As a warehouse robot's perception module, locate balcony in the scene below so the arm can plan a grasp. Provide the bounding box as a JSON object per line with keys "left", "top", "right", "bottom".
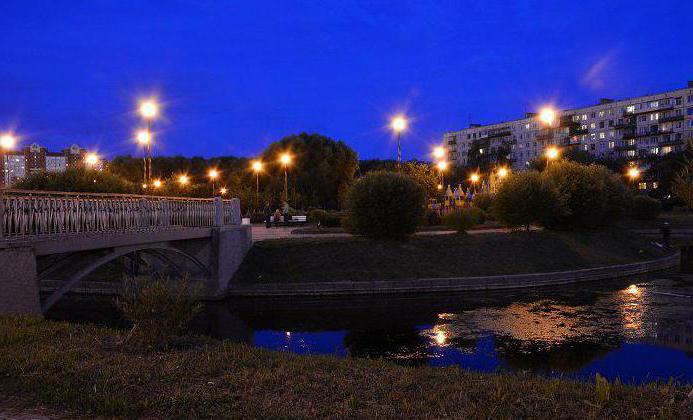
{"left": 487, "top": 130, "right": 512, "bottom": 139}
{"left": 659, "top": 114, "right": 684, "bottom": 123}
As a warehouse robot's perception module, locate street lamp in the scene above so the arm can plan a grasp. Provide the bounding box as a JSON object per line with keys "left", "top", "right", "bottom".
{"left": 627, "top": 166, "right": 641, "bottom": 188}
{"left": 0, "top": 134, "right": 16, "bottom": 150}
{"left": 545, "top": 146, "right": 559, "bottom": 169}
{"left": 391, "top": 116, "right": 407, "bottom": 171}
{"left": 279, "top": 153, "right": 292, "bottom": 203}
{"left": 153, "top": 179, "right": 162, "bottom": 189}
{"left": 433, "top": 146, "right": 445, "bottom": 160}
{"left": 84, "top": 153, "right": 99, "bottom": 168}
{"left": 539, "top": 107, "right": 556, "bottom": 126}
{"left": 208, "top": 169, "right": 219, "bottom": 196}
{"left": 136, "top": 129, "right": 151, "bottom": 186}
{"left": 220, "top": 187, "right": 228, "bottom": 195}
{"left": 469, "top": 173, "right": 480, "bottom": 193}
{"left": 177, "top": 174, "right": 189, "bottom": 186}
{"left": 139, "top": 100, "right": 158, "bottom": 185}
{"left": 497, "top": 167, "right": 509, "bottom": 178}
{"left": 251, "top": 160, "right": 263, "bottom": 209}
{"left": 436, "top": 160, "right": 448, "bottom": 188}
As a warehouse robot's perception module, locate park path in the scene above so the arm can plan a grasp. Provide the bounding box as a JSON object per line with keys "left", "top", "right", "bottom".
{"left": 250, "top": 225, "right": 537, "bottom": 242}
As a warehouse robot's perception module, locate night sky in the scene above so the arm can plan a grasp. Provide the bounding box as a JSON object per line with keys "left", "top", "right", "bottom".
{"left": 2, "top": 0, "right": 692, "bottom": 160}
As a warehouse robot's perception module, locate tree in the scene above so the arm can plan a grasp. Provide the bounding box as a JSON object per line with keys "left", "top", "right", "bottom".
{"left": 260, "top": 133, "right": 358, "bottom": 210}
{"left": 494, "top": 171, "right": 566, "bottom": 230}
{"left": 672, "top": 158, "right": 693, "bottom": 210}
{"left": 346, "top": 172, "right": 425, "bottom": 239}
{"left": 14, "top": 168, "right": 136, "bottom": 194}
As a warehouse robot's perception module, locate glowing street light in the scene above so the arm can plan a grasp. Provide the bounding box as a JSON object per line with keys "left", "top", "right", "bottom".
{"left": 539, "top": 107, "right": 556, "bottom": 126}
{"left": 136, "top": 130, "right": 151, "bottom": 145}
{"left": 279, "top": 153, "right": 292, "bottom": 203}
{"left": 208, "top": 169, "right": 219, "bottom": 197}
{"left": 177, "top": 174, "right": 189, "bottom": 186}
{"left": 84, "top": 153, "right": 99, "bottom": 167}
{"left": 219, "top": 187, "right": 228, "bottom": 195}
{"left": 251, "top": 160, "right": 263, "bottom": 209}
{"left": 470, "top": 173, "right": 480, "bottom": 183}
{"left": 0, "top": 133, "right": 16, "bottom": 150}
{"left": 433, "top": 146, "right": 445, "bottom": 160}
{"left": 138, "top": 99, "right": 158, "bottom": 186}
{"left": 391, "top": 116, "right": 407, "bottom": 170}
{"left": 152, "top": 179, "right": 162, "bottom": 189}
{"left": 497, "top": 167, "right": 509, "bottom": 178}
{"left": 436, "top": 161, "right": 448, "bottom": 191}
{"left": 545, "top": 146, "right": 560, "bottom": 169}
{"left": 627, "top": 166, "right": 641, "bottom": 180}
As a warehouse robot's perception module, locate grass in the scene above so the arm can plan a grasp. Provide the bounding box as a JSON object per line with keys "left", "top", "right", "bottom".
{"left": 0, "top": 316, "right": 690, "bottom": 418}
{"left": 617, "top": 210, "right": 693, "bottom": 230}
{"left": 234, "top": 229, "right": 669, "bottom": 283}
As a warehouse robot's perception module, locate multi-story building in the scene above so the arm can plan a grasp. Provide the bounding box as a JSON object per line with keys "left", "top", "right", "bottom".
{"left": 1, "top": 143, "right": 101, "bottom": 187}
{"left": 444, "top": 81, "right": 693, "bottom": 188}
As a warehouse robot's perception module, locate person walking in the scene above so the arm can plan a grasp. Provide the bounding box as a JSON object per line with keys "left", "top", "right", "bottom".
{"left": 264, "top": 201, "right": 272, "bottom": 229}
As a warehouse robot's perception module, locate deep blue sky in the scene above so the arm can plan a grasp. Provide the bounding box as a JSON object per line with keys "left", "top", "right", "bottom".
{"left": 1, "top": 1, "right": 692, "bottom": 160}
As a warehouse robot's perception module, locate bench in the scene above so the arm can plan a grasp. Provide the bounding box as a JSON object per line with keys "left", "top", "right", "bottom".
{"left": 271, "top": 215, "right": 307, "bottom": 227}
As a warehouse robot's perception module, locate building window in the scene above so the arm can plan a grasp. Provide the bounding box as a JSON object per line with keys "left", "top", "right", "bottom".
{"left": 626, "top": 105, "right": 635, "bottom": 113}
{"left": 638, "top": 182, "right": 647, "bottom": 190}
{"left": 649, "top": 101, "right": 659, "bottom": 108}
{"left": 599, "top": 132, "right": 606, "bottom": 139}
{"left": 627, "top": 150, "right": 636, "bottom": 157}
{"left": 652, "top": 182, "right": 659, "bottom": 189}
{"left": 662, "top": 146, "right": 673, "bottom": 154}
{"left": 650, "top": 113, "right": 659, "bottom": 121}
{"left": 608, "top": 141, "right": 615, "bottom": 149}
{"left": 651, "top": 147, "right": 659, "bottom": 155}
{"left": 599, "top": 111, "right": 605, "bottom": 117}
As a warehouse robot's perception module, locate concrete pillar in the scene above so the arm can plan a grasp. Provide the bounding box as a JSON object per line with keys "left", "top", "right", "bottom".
{"left": 0, "top": 246, "right": 41, "bottom": 315}
{"left": 211, "top": 225, "right": 252, "bottom": 296}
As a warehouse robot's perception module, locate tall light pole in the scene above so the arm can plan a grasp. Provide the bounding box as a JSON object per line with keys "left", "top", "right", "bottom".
{"left": 436, "top": 160, "right": 448, "bottom": 190}
{"left": 279, "top": 153, "right": 291, "bottom": 203}
{"left": 136, "top": 130, "right": 151, "bottom": 186}
{"left": 470, "top": 173, "right": 480, "bottom": 193}
{"left": 252, "top": 160, "right": 263, "bottom": 209}
{"left": 139, "top": 100, "right": 158, "bottom": 185}
{"left": 391, "top": 116, "right": 407, "bottom": 172}
{"left": 208, "top": 169, "right": 219, "bottom": 197}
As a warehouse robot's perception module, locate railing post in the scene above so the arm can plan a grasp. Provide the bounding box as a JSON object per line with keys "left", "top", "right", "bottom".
{"left": 213, "top": 197, "right": 223, "bottom": 227}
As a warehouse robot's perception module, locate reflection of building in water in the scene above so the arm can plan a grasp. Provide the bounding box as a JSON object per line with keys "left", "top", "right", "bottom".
{"left": 653, "top": 321, "right": 693, "bottom": 355}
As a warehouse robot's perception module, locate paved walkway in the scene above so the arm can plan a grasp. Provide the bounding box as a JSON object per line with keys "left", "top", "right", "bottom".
{"left": 250, "top": 225, "right": 537, "bottom": 242}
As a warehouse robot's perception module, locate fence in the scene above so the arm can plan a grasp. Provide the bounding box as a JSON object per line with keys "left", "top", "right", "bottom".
{"left": 0, "top": 190, "right": 241, "bottom": 240}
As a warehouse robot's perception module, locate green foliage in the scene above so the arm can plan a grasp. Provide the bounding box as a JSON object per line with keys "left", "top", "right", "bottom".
{"left": 346, "top": 172, "right": 425, "bottom": 239}
{"left": 421, "top": 208, "right": 442, "bottom": 226}
{"left": 261, "top": 133, "right": 359, "bottom": 209}
{"left": 546, "top": 161, "right": 630, "bottom": 229}
{"left": 14, "top": 168, "right": 136, "bottom": 194}
{"left": 472, "top": 192, "right": 494, "bottom": 212}
{"left": 594, "top": 373, "right": 611, "bottom": 406}
{"left": 629, "top": 195, "right": 662, "bottom": 220}
{"left": 494, "top": 171, "right": 566, "bottom": 230}
{"left": 116, "top": 276, "right": 203, "bottom": 350}
{"left": 672, "top": 158, "right": 693, "bottom": 210}
{"left": 322, "top": 211, "right": 345, "bottom": 227}
{"left": 442, "top": 208, "right": 484, "bottom": 233}
{"left": 308, "top": 209, "right": 328, "bottom": 224}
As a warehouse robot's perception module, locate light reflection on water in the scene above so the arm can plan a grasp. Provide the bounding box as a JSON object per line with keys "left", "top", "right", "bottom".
{"left": 47, "top": 274, "right": 693, "bottom": 384}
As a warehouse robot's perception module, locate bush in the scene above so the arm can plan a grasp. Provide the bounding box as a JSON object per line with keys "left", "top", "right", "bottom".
{"left": 544, "top": 161, "right": 630, "bottom": 229}
{"left": 421, "top": 208, "right": 442, "bottom": 226}
{"left": 14, "top": 168, "right": 136, "bottom": 194}
{"left": 442, "top": 207, "right": 484, "bottom": 233}
{"left": 629, "top": 195, "right": 662, "bottom": 220}
{"left": 308, "top": 209, "right": 328, "bottom": 224}
{"left": 322, "top": 211, "right": 344, "bottom": 227}
{"left": 249, "top": 211, "right": 265, "bottom": 224}
{"left": 495, "top": 171, "right": 567, "bottom": 230}
{"left": 472, "top": 192, "right": 494, "bottom": 212}
{"left": 346, "top": 172, "right": 426, "bottom": 239}
{"left": 116, "top": 275, "right": 203, "bottom": 350}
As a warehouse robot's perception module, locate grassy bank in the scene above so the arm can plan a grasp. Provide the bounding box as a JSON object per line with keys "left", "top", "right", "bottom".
{"left": 234, "top": 229, "right": 669, "bottom": 283}
{"left": 0, "top": 317, "right": 690, "bottom": 418}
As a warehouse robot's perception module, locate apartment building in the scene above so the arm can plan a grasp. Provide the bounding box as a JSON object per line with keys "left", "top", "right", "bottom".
{"left": 1, "top": 143, "right": 101, "bottom": 187}
{"left": 444, "top": 81, "right": 693, "bottom": 188}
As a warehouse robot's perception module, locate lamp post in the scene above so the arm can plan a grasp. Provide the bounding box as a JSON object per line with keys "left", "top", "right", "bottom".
{"left": 436, "top": 160, "right": 448, "bottom": 190}
{"left": 136, "top": 130, "right": 151, "bottom": 187}
{"left": 139, "top": 100, "right": 158, "bottom": 184}
{"left": 545, "top": 146, "right": 559, "bottom": 170}
{"left": 433, "top": 146, "right": 445, "bottom": 160}
{"left": 470, "top": 173, "right": 480, "bottom": 193}
{"left": 391, "top": 116, "right": 407, "bottom": 171}
{"left": 208, "top": 169, "right": 219, "bottom": 197}
{"left": 252, "top": 160, "right": 263, "bottom": 209}
{"left": 279, "top": 153, "right": 291, "bottom": 204}
{"left": 84, "top": 153, "right": 99, "bottom": 168}
{"left": 627, "top": 166, "right": 641, "bottom": 189}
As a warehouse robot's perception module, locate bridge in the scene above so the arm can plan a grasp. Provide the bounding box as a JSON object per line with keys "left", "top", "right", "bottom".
{"left": 0, "top": 190, "right": 252, "bottom": 315}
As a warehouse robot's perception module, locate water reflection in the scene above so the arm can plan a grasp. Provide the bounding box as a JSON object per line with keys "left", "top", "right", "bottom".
{"left": 47, "top": 273, "right": 693, "bottom": 384}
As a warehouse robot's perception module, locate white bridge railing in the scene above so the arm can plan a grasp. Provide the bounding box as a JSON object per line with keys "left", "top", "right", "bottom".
{"left": 0, "top": 190, "right": 241, "bottom": 240}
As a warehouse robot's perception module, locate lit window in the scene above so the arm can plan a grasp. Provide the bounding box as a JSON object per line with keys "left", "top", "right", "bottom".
{"left": 599, "top": 111, "right": 605, "bottom": 117}
{"left": 590, "top": 123, "right": 596, "bottom": 129}
{"left": 650, "top": 113, "right": 659, "bottom": 121}
{"left": 626, "top": 105, "right": 635, "bottom": 113}
{"left": 649, "top": 101, "right": 659, "bottom": 108}
{"left": 638, "top": 182, "right": 647, "bottom": 190}
{"left": 651, "top": 147, "right": 659, "bottom": 155}
{"left": 627, "top": 150, "right": 636, "bottom": 157}
{"left": 608, "top": 141, "right": 615, "bottom": 149}
{"left": 652, "top": 182, "right": 659, "bottom": 189}
{"left": 662, "top": 146, "right": 672, "bottom": 154}
{"left": 599, "top": 132, "right": 606, "bottom": 139}
{"left": 581, "top": 114, "right": 587, "bottom": 121}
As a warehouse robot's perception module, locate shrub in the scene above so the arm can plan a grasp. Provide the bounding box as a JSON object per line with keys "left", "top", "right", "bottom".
{"left": 629, "top": 195, "right": 662, "bottom": 220}
{"left": 116, "top": 275, "right": 203, "bottom": 350}
{"left": 308, "top": 209, "right": 328, "bottom": 225}
{"left": 421, "top": 208, "right": 442, "bottom": 226}
{"left": 472, "top": 192, "right": 494, "bottom": 212}
{"left": 323, "top": 211, "right": 345, "bottom": 227}
{"left": 14, "top": 168, "right": 136, "bottom": 194}
{"left": 346, "top": 172, "right": 425, "bottom": 239}
{"left": 544, "top": 161, "right": 629, "bottom": 229}
{"left": 494, "top": 171, "right": 566, "bottom": 230}
{"left": 249, "top": 211, "right": 265, "bottom": 224}
{"left": 442, "top": 207, "right": 484, "bottom": 233}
